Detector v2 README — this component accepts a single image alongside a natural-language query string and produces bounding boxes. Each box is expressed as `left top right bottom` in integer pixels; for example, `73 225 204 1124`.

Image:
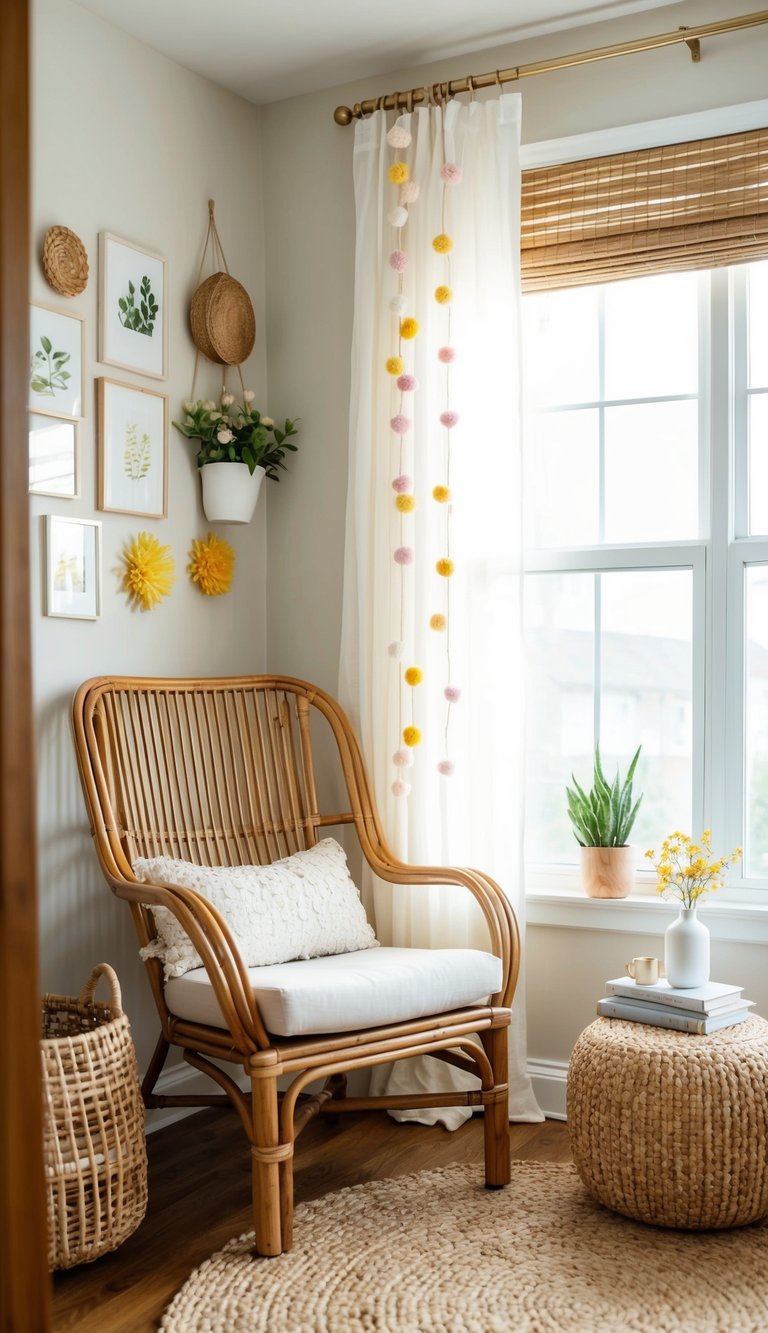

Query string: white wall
31 0 268 1072
260 0 768 1084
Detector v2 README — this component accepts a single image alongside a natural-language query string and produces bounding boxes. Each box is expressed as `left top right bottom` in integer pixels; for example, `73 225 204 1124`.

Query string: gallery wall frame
44 514 101 620
28 414 79 498
99 231 168 380
28 302 84 420
97 376 168 518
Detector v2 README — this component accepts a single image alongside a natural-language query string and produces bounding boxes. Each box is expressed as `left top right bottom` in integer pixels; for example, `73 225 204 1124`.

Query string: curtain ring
406 88 414 113
392 92 400 117
376 93 386 113
495 69 503 90
467 74 476 102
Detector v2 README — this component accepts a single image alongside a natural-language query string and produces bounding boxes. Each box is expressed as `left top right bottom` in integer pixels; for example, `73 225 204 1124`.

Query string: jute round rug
160 1161 768 1332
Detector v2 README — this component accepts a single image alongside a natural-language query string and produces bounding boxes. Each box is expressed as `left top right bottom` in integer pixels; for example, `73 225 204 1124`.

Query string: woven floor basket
42 963 148 1270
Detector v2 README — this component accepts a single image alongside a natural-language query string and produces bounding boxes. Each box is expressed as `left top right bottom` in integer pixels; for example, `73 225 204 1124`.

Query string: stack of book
598 976 755 1034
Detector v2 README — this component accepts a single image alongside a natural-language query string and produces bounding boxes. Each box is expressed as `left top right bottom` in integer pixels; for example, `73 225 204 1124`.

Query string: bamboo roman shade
521 127 768 290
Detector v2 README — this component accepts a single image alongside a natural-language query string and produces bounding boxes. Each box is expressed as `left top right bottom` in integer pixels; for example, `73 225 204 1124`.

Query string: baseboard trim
527 1058 568 1121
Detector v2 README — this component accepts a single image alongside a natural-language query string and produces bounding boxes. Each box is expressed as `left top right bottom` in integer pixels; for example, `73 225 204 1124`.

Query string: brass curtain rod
333 9 768 125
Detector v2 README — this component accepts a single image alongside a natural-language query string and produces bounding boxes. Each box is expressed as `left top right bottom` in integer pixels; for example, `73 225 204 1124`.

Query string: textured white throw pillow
133 838 378 980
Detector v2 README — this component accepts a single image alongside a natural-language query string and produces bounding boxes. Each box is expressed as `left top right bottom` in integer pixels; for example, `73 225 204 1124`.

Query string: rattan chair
72 675 519 1256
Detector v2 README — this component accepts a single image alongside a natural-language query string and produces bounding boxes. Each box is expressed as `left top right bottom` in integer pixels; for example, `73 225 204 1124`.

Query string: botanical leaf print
124 422 152 480
30 335 71 396
118 275 158 337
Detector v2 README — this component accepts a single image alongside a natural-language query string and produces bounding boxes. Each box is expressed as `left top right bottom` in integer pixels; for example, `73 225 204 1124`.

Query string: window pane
749 393 768 536
525 568 693 866
748 260 768 389
523 287 599 407
524 409 598 547
746 566 768 879
604 400 699 543
604 271 699 401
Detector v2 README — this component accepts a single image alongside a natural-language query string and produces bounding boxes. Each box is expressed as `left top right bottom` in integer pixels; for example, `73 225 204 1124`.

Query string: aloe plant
566 745 642 847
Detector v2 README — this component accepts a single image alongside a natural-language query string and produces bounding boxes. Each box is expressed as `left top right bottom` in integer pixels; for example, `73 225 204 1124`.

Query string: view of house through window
522 261 768 887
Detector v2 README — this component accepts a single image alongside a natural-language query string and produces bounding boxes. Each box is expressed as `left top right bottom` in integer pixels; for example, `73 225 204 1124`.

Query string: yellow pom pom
403 725 422 747
434 285 453 305
385 356 404 375
432 485 451 503
436 558 455 577
399 317 420 340
404 666 423 686
395 494 416 513
429 613 447 631
187 532 236 597
388 162 410 185
121 532 175 611
432 233 454 254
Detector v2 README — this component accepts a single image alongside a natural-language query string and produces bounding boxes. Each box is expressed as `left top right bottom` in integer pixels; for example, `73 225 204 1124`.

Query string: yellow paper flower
388 162 410 185
436 557 455 577
400 317 420 340
395 494 416 513
121 532 175 611
434 285 453 305
645 830 741 908
188 532 235 596
404 666 423 686
429 613 447 631
386 356 404 376
432 485 451 503
403 725 422 747
432 233 454 253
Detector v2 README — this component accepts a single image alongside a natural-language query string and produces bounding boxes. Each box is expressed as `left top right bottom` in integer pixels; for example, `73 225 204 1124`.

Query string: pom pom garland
396 373 418 392
394 545 415 566
434 285 453 305
440 162 463 185
436 557 455 577
444 685 462 703
392 474 412 492
437 759 456 776
389 294 409 315
389 249 408 272
429 613 447 631
391 778 411 797
388 206 409 228
437 346 456 363
440 410 460 429
399 317 419 340
387 125 412 148
388 640 406 659
404 666 423 686
390 414 412 435
393 747 414 768
388 162 410 185
402 726 422 747
385 356 404 375
395 494 416 513
432 485 451 503
400 181 420 203
432 233 454 253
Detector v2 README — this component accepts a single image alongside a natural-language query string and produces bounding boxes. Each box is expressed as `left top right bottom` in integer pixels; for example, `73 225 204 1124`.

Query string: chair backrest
73 676 372 886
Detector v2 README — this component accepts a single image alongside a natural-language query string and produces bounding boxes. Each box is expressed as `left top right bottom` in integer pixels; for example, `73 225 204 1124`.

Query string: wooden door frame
0 0 51 1326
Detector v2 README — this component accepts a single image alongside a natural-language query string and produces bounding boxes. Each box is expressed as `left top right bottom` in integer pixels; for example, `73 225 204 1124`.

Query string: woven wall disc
189 271 255 366
42 226 89 297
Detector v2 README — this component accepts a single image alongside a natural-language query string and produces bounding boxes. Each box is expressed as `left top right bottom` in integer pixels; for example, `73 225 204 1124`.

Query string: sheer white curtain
339 93 542 1125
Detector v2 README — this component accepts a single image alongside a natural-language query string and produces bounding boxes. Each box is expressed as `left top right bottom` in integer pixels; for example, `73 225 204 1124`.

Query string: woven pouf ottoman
567 1014 768 1229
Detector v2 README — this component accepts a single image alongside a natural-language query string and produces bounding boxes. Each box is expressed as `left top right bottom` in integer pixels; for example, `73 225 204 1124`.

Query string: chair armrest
111 873 271 1051
363 849 520 1009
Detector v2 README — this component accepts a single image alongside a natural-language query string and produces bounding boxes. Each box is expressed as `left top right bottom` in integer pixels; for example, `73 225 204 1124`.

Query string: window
522 258 768 895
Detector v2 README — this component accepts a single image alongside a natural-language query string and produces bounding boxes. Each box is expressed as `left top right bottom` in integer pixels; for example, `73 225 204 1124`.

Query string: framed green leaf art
97 377 168 518
29 303 84 420
99 233 168 379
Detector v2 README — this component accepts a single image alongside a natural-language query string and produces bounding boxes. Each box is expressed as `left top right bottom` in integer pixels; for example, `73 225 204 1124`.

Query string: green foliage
30 336 71 396
123 422 152 480
566 744 643 847
118 275 158 337
173 395 300 481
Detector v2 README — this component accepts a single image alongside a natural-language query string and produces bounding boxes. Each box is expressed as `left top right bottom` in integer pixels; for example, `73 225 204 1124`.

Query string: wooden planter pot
580 845 635 899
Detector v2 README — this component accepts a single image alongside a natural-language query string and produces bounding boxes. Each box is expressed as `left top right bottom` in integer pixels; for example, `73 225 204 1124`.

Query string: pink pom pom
391 778 411 797
392 474 412 493
440 410 460 429
400 181 420 203
387 125 412 149
389 250 408 272
389 294 408 315
390 414 412 436
438 346 456 364
440 162 463 185
396 373 418 392
437 760 455 777
394 546 414 566
393 747 414 769
388 640 405 659
444 685 462 703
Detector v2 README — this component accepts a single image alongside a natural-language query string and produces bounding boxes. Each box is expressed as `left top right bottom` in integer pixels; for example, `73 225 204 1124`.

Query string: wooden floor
52 1108 571 1332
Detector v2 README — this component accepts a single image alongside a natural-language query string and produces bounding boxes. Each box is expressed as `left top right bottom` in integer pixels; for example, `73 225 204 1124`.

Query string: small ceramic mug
625 956 664 985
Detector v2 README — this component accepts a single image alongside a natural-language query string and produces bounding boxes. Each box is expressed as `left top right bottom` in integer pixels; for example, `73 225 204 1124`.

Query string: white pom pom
387 125 412 148
437 759 455 777
388 640 405 660
388 205 408 228
393 747 414 769
389 293 408 315
391 778 411 797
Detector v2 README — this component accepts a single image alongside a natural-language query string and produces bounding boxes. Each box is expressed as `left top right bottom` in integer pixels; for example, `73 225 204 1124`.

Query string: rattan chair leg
141 1032 170 1106
481 1027 511 1188
250 1073 288 1256
279 1153 295 1252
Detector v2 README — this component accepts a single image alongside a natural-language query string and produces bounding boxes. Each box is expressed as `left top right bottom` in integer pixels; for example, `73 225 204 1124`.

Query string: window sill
527 887 768 943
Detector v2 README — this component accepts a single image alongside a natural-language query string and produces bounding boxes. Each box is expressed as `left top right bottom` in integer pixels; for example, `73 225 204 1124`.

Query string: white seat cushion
164 946 502 1037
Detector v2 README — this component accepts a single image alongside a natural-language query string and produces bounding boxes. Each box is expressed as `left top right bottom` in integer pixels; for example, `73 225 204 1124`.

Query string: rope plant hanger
189 199 255 401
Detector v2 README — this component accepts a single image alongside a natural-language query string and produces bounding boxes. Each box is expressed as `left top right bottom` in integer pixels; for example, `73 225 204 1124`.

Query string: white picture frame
44 515 101 620
97 376 168 518
99 232 168 380
28 415 80 498
29 303 84 420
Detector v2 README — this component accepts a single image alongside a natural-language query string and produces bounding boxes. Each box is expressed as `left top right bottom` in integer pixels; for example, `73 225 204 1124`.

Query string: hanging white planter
200 462 264 524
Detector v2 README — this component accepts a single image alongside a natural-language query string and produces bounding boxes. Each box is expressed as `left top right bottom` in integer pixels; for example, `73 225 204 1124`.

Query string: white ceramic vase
200 461 264 524
664 906 710 988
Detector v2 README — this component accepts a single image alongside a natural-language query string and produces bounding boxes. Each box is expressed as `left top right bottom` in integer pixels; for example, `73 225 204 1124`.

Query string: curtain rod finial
334 105 354 126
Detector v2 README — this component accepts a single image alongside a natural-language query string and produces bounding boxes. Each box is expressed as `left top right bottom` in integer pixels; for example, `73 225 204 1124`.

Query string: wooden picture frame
44 515 101 620
99 232 168 379
28 414 79 498
28 302 84 420
97 376 168 518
